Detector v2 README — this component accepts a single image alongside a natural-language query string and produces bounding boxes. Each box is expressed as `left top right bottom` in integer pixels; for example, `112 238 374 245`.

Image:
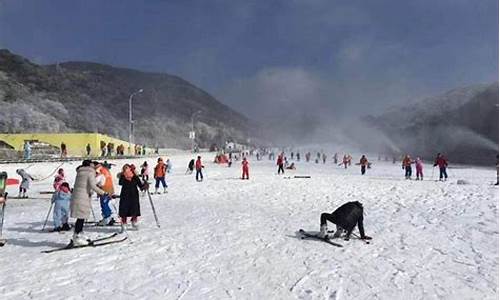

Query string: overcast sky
0 0 497 121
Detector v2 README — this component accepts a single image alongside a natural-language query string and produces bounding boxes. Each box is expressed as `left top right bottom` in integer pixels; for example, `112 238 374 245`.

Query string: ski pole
41 201 54 231
351 232 370 244
0 202 6 237
147 189 161 228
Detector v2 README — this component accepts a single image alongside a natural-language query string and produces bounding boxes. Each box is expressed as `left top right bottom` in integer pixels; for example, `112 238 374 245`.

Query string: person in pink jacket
415 157 424 180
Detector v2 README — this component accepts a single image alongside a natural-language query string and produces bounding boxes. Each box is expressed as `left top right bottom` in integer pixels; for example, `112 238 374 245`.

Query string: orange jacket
98 167 114 194
154 162 166 178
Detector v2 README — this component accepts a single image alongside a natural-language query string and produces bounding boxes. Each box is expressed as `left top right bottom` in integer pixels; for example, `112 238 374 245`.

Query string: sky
0 0 498 124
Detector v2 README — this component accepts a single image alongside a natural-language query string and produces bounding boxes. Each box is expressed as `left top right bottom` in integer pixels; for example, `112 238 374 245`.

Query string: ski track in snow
0 155 497 299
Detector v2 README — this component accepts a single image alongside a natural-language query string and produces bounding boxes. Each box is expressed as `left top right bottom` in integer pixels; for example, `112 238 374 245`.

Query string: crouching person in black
319 201 372 241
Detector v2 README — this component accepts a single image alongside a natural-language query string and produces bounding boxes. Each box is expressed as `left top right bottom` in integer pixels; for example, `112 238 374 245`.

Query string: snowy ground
0 153 498 300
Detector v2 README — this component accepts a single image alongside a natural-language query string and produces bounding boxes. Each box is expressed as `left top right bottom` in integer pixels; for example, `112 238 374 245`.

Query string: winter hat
59 182 70 193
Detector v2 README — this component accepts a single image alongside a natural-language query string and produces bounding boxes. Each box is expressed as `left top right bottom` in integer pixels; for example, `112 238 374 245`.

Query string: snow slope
0 153 497 299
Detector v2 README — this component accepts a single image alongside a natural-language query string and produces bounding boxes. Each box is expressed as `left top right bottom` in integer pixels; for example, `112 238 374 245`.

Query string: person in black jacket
118 164 148 232
319 201 372 241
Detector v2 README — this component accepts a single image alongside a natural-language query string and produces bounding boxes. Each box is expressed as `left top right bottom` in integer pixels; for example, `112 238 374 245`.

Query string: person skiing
402 154 413 179
319 201 372 241
95 162 116 226
322 153 327 164
359 155 368 175
16 169 34 198
195 156 204 182
296 152 300 161
23 141 32 160
433 153 448 181
342 154 349 169
140 161 149 182
60 142 67 157
118 164 148 232
53 168 65 191
86 143 91 157
277 153 285 175
242 157 250 180
291 152 294 160
166 158 173 174
154 158 168 193
70 160 107 246
186 159 195 174
51 182 72 232
333 153 338 164
415 157 424 180
306 152 311 162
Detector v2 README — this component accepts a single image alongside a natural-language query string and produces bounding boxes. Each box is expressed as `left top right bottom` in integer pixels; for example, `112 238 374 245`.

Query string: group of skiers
400 153 449 181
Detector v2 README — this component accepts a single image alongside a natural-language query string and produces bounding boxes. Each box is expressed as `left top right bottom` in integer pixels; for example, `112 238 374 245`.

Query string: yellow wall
0 133 144 156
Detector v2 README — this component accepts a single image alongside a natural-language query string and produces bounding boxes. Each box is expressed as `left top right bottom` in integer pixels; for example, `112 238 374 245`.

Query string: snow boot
72 233 90 246
131 221 139 230
318 224 328 239
107 218 116 226
163 187 168 194
119 224 127 234
62 223 71 231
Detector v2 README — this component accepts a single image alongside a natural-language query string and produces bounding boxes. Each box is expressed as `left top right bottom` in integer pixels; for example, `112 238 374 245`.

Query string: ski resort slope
0 153 497 300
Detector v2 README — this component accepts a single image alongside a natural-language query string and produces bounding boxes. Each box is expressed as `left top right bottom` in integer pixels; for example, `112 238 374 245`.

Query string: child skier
51 182 72 232
16 169 34 198
95 162 116 226
415 157 424 180
195 156 204 182
242 157 250 180
118 164 148 232
186 159 195 174
434 153 448 181
154 158 168 194
53 168 65 191
140 161 149 182
277 154 285 175
166 159 173 174
318 201 372 241
402 154 413 179
359 155 368 175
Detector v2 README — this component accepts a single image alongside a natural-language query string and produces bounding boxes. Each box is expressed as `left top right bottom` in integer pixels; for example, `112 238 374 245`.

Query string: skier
166 158 173 174
186 159 195 174
23 141 32 160
118 164 148 232
51 182 72 232
322 153 327 164
359 155 368 175
402 154 413 179
291 152 294 160
154 158 168 194
242 157 250 180
277 153 285 175
286 162 296 170
318 201 372 241
53 168 65 191
333 153 338 164
415 157 424 180
296 152 300 161
95 162 116 226
86 143 91 157
342 155 349 169
306 152 311 162
195 156 204 182
16 169 34 198
434 153 448 181
70 160 107 246
60 142 67 157
140 161 149 182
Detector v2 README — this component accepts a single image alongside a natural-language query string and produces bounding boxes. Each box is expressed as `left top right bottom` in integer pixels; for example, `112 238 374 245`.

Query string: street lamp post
190 110 202 153
129 89 143 154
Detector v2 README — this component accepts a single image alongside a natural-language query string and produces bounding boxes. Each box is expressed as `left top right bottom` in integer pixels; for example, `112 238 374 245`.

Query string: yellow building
0 133 144 157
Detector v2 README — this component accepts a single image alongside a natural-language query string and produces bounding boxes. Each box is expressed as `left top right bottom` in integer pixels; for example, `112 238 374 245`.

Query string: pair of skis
42 232 127 253
298 229 372 247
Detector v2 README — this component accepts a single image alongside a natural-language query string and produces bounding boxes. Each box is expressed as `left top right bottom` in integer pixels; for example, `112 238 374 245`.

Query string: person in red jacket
242 157 250 180
195 156 204 182
434 153 448 181
277 153 285 175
